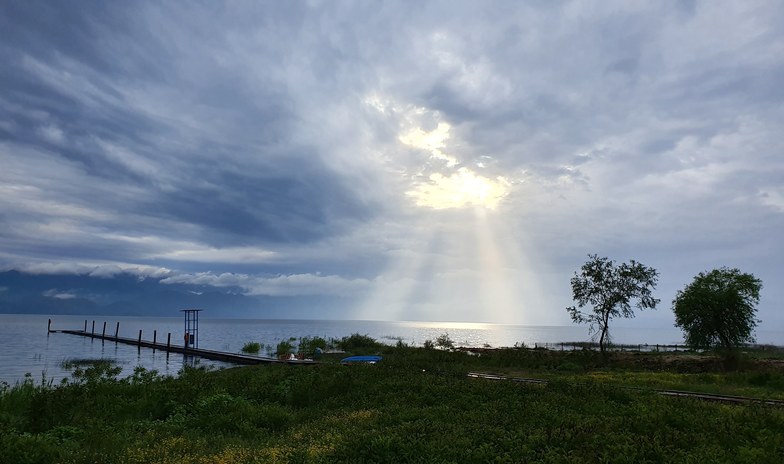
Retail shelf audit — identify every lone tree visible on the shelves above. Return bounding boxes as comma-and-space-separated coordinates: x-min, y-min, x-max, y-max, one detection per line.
673, 267, 762, 356
567, 254, 659, 354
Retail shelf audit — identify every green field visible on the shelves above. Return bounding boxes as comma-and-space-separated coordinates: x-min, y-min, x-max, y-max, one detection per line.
2, 338, 783, 463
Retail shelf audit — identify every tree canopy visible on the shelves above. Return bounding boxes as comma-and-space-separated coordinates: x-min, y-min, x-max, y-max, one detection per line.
566, 254, 659, 353
673, 267, 762, 354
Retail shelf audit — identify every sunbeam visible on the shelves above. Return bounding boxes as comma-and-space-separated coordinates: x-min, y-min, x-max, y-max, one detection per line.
355, 206, 551, 324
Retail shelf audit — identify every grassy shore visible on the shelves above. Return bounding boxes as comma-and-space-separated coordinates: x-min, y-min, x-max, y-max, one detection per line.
2, 336, 783, 463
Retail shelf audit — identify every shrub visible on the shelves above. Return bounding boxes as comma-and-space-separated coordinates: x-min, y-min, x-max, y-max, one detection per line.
298, 336, 327, 356
335, 333, 381, 352
276, 340, 293, 357
435, 333, 455, 351
240, 342, 261, 354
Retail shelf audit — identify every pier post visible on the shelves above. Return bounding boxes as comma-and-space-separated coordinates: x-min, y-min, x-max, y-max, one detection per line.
84, 320, 87, 332
91, 320, 95, 335
48, 319, 51, 333
167, 333, 171, 349
115, 322, 120, 339
102, 322, 107, 337
153, 330, 157, 352
138, 330, 142, 353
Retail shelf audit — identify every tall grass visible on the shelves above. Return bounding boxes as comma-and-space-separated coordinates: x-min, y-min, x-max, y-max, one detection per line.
2, 336, 783, 463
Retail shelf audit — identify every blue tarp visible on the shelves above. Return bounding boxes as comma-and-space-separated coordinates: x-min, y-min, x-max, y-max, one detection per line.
340, 355, 382, 364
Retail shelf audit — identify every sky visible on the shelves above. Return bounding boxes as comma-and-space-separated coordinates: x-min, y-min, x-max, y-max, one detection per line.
1, 1, 783, 328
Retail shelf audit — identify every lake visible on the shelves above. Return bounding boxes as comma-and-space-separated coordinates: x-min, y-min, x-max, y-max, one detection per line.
2, 313, 782, 385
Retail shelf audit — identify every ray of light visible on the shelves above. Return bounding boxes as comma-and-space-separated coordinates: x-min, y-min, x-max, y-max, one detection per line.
471, 207, 548, 325
353, 222, 440, 321
354, 207, 552, 325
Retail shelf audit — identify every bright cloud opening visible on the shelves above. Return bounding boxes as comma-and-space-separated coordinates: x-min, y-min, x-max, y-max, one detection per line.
407, 167, 510, 210
399, 121, 459, 167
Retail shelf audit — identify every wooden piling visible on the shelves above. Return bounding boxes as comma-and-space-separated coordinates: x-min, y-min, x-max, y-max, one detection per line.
84, 320, 88, 332
115, 322, 120, 339
48, 319, 51, 333
102, 322, 107, 337
91, 320, 95, 335
167, 333, 171, 349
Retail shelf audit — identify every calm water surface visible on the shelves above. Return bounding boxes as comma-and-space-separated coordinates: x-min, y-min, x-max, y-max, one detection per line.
2, 314, 781, 385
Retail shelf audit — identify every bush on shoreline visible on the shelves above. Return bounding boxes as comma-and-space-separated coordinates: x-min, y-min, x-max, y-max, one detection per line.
241, 342, 261, 354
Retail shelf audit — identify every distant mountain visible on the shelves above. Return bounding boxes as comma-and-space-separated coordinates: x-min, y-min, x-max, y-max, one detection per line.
0, 270, 346, 318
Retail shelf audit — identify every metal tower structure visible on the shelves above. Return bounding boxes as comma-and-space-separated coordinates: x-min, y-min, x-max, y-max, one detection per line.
181, 309, 203, 348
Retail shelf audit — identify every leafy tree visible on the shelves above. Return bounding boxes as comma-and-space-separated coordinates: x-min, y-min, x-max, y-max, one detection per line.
567, 254, 659, 353
673, 267, 762, 355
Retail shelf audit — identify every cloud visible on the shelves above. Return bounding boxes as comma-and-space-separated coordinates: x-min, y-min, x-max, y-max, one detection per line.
1, 1, 783, 326
42, 289, 78, 300
760, 189, 784, 213
407, 168, 510, 210
161, 272, 372, 297
4, 262, 172, 280
151, 246, 278, 264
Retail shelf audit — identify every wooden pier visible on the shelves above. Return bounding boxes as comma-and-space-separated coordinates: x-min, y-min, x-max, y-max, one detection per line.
48, 320, 316, 366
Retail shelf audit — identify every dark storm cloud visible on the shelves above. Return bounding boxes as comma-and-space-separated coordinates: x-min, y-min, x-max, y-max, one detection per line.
140, 152, 373, 245
0, 0, 374, 255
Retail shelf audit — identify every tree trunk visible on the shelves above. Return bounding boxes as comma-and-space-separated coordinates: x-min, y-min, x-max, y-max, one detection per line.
599, 309, 611, 355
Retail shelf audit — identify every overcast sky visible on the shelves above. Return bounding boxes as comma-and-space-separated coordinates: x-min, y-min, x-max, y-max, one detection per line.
1, 1, 783, 328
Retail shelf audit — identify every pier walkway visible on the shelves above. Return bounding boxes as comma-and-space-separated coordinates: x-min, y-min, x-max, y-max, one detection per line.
50, 327, 317, 366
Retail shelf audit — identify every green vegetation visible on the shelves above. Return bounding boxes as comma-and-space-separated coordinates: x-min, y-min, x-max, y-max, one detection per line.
60, 358, 119, 370
240, 342, 262, 354
435, 332, 455, 350
297, 336, 328, 357
275, 340, 294, 357
567, 254, 660, 353
333, 333, 382, 352
2, 336, 784, 463
674, 268, 763, 359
